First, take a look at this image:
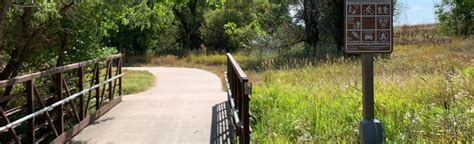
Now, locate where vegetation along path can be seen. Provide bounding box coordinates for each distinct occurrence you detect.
[70,67,227,143]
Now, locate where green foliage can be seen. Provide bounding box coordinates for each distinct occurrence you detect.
[106,2,175,55]
[435,0,474,36]
[224,20,267,51]
[201,1,277,52]
[1,1,128,75]
[122,70,156,95]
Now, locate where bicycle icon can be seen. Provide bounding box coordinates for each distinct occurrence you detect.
[363,5,375,15]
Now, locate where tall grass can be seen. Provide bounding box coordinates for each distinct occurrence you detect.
[250,38,474,142]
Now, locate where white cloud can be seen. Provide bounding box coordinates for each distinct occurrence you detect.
[413,6,424,10]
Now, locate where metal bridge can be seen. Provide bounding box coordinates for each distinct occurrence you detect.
[0,54,251,144]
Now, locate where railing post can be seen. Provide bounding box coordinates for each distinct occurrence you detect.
[108,60,113,101]
[95,62,100,110]
[233,73,241,138]
[118,57,123,97]
[26,80,35,143]
[242,81,251,144]
[78,66,85,120]
[56,73,64,135]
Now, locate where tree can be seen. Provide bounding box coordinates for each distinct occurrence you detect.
[0,1,127,81]
[201,1,278,52]
[0,0,11,52]
[436,0,473,36]
[303,0,320,49]
[106,2,175,55]
[172,0,206,50]
[330,0,344,55]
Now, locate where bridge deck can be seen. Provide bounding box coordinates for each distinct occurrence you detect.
[70,67,231,144]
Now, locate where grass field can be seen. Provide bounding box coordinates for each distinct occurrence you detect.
[250,38,473,142]
[127,36,473,142]
[122,70,156,95]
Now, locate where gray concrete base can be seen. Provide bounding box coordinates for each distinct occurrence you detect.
[359,118,383,144]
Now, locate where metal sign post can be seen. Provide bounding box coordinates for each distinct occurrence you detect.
[360,54,383,144]
[344,0,393,143]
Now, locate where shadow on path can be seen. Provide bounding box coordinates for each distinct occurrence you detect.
[210,101,235,144]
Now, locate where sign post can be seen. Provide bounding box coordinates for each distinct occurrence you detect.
[344,0,393,143]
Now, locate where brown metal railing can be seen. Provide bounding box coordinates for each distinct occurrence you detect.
[0,54,123,143]
[225,53,252,144]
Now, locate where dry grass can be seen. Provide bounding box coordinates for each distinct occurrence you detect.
[394,24,453,45]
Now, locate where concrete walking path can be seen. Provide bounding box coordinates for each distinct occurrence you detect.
[70,67,228,144]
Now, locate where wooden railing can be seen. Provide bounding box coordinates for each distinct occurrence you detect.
[225,53,252,144]
[0,54,123,143]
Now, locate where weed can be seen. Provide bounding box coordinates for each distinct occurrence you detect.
[122,70,156,95]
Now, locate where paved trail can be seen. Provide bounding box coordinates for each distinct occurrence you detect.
[71,67,227,144]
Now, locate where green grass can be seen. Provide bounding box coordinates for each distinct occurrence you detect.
[250,38,474,143]
[122,70,156,95]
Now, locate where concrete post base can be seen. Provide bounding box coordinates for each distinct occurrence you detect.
[359,118,383,144]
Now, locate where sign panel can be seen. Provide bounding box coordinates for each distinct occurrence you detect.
[345,0,393,53]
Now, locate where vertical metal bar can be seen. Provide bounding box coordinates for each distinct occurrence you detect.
[99,60,111,107]
[108,59,113,101]
[56,73,64,135]
[26,80,36,143]
[85,64,98,116]
[362,54,374,119]
[232,70,241,138]
[241,80,250,144]
[236,73,241,120]
[118,57,123,97]
[95,62,100,110]
[78,66,85,120]
[111,58,119,100]
[238,79,243,143]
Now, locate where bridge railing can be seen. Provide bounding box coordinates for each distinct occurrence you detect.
[0,54,123,143]
[225,53,252,144]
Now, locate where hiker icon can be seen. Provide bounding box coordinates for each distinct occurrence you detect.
[348,5,360,15]
[377,5,390,15]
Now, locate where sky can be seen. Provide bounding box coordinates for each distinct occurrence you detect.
[396,0,439,25]
[288,0,439,26]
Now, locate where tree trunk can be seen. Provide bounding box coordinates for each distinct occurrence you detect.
[0,7,34,110]
[303,0,320,52]
[463,13,471,36]
[330,0,345,55]
[0,0,11,52]
[0,50,22,80]
[56,32,69,67]
[0,7,33,79]
[172,0,203,51]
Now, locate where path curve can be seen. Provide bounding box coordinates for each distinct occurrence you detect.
[71,67,227,144]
